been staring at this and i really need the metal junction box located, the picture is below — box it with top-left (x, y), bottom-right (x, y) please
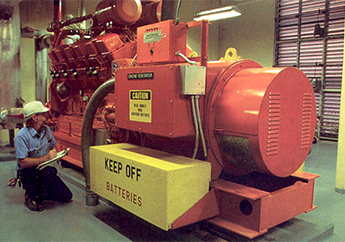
top-left (90, 143), bottom-right (211, 230)
top-left (136, 20), bottom-right (187, 64)
top-left (114, 64), bottom-right (198, 138)
top-left (180, 65), bottom-right (206, 95)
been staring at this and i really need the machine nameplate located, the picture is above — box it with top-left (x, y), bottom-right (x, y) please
top-left (129, 90), bottom-right (152, 123)
top-left (143, 29), bottom-right (162, 43)
top-left (128, 72), bottom-right (154, 80)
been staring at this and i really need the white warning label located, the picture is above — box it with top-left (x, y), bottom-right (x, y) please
top-left (143, 30), bottom-right (162, 44)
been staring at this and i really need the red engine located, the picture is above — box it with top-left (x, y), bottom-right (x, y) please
top-left (47, 0), bottom-right (162, 166)
top-left (47, 0), bottom-right (318, 238)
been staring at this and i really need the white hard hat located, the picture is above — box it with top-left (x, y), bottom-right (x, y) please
top-left (22, 101), bottom-right (49, 118)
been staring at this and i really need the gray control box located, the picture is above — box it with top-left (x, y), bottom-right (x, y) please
top-left (180, 65), bottom-right (206, 95)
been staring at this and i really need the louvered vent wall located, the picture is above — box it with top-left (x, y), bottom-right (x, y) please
top-left (275, 0), bottom-right (345, 141)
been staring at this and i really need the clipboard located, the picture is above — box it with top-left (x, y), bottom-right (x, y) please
top-left (37, 148), bottom-right (70, 170)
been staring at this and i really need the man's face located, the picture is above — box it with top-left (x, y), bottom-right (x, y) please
top-left (33, 112), bottom-right (47, 128)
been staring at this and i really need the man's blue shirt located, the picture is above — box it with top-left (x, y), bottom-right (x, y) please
top-left (14, 125), bottom-right (57, 170)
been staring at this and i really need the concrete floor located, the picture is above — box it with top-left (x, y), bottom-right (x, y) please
top-left (0, 158), bottom-right (131, 241)
top-left (297, 141), bottom-right (345, 241)
top-left (0, 141), bottom-right (343, 241)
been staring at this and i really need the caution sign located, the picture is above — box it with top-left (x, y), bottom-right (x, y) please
top-left (129, 90), bottom-right (152, 123)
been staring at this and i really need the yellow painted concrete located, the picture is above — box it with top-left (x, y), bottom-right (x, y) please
top-left (335, 18), bottom-right (345, 192)
top-left (90, 143), bottom-right (211, 230)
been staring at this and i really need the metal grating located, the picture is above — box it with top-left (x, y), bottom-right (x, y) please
top-left (275, 0), bottom-right (345, 141)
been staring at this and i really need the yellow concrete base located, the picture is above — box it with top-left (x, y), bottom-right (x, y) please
top-left (335, 23), bottom-right (345, 191)
top-left (90, 143), bottom-right (211, 230)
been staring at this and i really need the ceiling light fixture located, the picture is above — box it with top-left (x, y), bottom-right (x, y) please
top-left (193, 6), bottom-right (241, 22)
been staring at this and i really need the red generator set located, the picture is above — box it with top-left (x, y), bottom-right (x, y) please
top-left (46, 0), bottom-right (318, 239)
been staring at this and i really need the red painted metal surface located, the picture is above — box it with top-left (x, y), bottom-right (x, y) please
top-left (95, 0), bottom-right (142, 27)
top-left (208, 171), bottom-right (319, 239)
top-left (137, 20), bottom-right (187, 64)
top-left (171, 189), bottom-right (219, 230)
top-left (213, 67), bottom-right (317, 177)
top-left (114, 64), bottom-right (195, 138)
top-left (54, 132), bottom-right (82, 167)
top-left (204, 60), bottom-right (263, 180)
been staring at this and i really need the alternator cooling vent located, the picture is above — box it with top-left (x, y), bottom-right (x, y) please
top-left (267, 92), bottom-right (281, 156)
top-left (301, 93), bottom-right (313, 149)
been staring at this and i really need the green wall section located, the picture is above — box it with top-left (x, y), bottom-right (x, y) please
top-left (218, 0), bottom-right (275, 67)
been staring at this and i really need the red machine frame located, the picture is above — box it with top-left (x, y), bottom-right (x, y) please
top-left (46, 1), bottom-right (319, 239)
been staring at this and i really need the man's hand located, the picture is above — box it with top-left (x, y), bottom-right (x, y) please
top-left (47, 149), bottom-right (57, 161)
top-left (19, 148), bottom-right (58, 169)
